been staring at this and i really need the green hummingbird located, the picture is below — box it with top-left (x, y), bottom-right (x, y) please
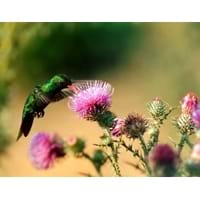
top-left (17, 74), bottom-right (74, 141)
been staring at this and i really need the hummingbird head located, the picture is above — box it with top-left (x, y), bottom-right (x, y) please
top-left (52, 74), bottom-right (73, 89)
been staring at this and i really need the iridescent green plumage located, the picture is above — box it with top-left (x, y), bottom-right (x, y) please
top-left (17, 74), bottom-right (73, 141)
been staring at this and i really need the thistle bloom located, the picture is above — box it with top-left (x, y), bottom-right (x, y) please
top-left (192, 105), bottom-right (200, 129)
top-left (149, 144), bottom-right (178, 167)
top-left (124, 113), bottom-right (148, 139)
top-left (181, 92), bottom-right (198, 115)
top-left (68, 80), bottom-right (113, 121)
top-left (149, 144), bottom-right (178, 176)
top-left (110, 118), bottom-right (125, 137)
top-left (29, 132), bottom-right (66, 169)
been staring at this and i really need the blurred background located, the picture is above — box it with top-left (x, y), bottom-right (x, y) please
top-left (0, 22), bottom-right (200, 176)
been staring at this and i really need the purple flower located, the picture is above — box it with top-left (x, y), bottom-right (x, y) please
top-left (192, 105), bottom-right (200, 128)
top-left (149, 144), bottom-right (178, 167)
top-left (124, 113), bottom-right (148, 139)
top-left (181, 92), bottom-right (198, 115)
top-left (29, 132), bottom-right (66, 169)
top-left (68, 80), bottom-right (113, 120)
top-left (110, 118), bottom-right (125, 137)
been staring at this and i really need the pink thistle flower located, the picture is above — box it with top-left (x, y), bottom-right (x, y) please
top-left (110, 118), bottom-right (125, 137)
top-left (29, 132), bottom-right (66, 169)
top-left (68, 80), bottom-right (114, 120)
top-left (181, 92), bottom-right (198, 115)
top-left (192, 105), bottom-right (200, 128)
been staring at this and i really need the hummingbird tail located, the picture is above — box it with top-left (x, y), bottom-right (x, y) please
top-left (16, 114), bottom-right (34, 141)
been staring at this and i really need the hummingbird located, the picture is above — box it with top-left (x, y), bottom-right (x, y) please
top-left (17, 74), bottom-right (74, 141)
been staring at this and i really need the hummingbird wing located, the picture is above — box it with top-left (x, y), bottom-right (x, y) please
top-left (51, 88), bottom-right (74, 102)
top-left (34, 86), bottom-right (51, 106)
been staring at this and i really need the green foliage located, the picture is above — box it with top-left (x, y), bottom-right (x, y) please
top-left (0, 23), bottom-right (14, 154)
top-left (0, 126), bottom-right (11, 153)
top-left (7, 22), bottom-right (141, 86)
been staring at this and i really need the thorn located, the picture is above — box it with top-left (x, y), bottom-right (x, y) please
top-left (78, 172), bottom-right (92, 177)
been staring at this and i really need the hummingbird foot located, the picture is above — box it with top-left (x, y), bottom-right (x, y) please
top-left (35, 111), bottom-right (45, 118)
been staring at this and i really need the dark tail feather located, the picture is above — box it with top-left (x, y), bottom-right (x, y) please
top-left (16, 114), bottom-right (34, 141)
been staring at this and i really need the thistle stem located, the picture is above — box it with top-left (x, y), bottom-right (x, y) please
top-left (185, 137), bottom-right (193, 149)
top-left (109, 142), bottom-right (121, 176)
top-left (147, 125), bottom-right (159, 152)
top-left (121, 141), bottom-right (152, 175)
top-left (100, 129), bottom-right (121, 176)
top-left (105, 152), bottom-right (121, 176)
top-left (138, 134), bottom-right (148, 156)
top-left (177, 134), bottom-right (188, 155)
top-left (124, 161), bottom-right (146, 174)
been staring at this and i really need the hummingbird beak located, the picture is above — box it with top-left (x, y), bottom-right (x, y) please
top-left (67, 85), bottom-right (78, 93)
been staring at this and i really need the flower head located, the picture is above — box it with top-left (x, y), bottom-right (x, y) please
top-left (149, 144), bottom-right (178, 176)
top-left (124, 113), bottom-right (148, 139)
top-left (192, 105), bottom-right (200, 129)
top-left (147, 97), bottom-right (170, 122)
top-left (93, 149), bottom-right (107, 172)
top-left (29, 132), bottom-right (66, 169)
top-left (181, 92), bottom-right (198, 115)
top-left (68, 80), bottom-right (113, 120)
top-left (110, 118), bottom-right (125, 137)
top-left (174, 113), bottom-right (194, 135)
top-left (149, 144), bottom-right (178, 167)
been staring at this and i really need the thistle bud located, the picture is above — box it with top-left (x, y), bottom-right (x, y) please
top-left (92, 150), bottom-right (107, 172)
top-left (174, 113), bottom-right (194, 135)
top-left (147, 97), bottom-right (171, 123)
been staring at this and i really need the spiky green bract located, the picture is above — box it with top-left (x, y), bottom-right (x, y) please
top-left (97, 111), bottom-right (116, 129)
top-left (147, 97), bottom-right (172, 124)
top-left (92, 150), bottom-right (107, 172)
top-left (174, 114), bottom-right (195, 135)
